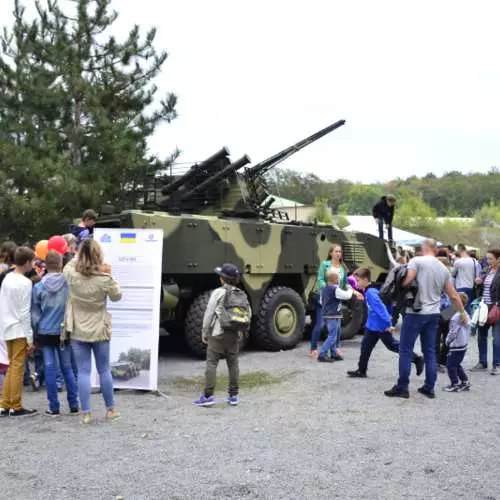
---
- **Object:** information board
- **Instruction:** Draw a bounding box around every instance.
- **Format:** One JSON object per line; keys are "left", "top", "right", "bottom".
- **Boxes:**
{"left": 92, "top": 228, "right": 163, "bottom": 391}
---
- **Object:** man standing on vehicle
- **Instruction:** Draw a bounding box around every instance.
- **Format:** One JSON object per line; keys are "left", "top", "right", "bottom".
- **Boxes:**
{"left": 384, "top": 239, "right": 466, "bottom": 399}
{"left": 372, "top": 195, "right": 396, "bottom": 244}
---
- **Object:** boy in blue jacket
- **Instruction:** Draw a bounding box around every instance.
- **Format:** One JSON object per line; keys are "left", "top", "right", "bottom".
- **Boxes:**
{"left": 31, "top": 251, "right": 79, "bottom": 416}
{"left": 347, "top": 268, "right": 424, "bottom": 378}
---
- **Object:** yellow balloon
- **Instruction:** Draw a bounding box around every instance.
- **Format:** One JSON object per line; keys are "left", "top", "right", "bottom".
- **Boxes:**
{"left": 35, "top": 240, "right": 49, "bottom": 260}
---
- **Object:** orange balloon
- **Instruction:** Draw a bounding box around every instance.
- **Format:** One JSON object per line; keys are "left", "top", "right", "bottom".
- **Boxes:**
{"left": 35, "top": 240, "right": 49, "bottom": 260}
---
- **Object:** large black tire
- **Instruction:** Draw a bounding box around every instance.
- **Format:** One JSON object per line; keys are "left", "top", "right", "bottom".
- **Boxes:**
{"left": 184, "top": 290, "right": 249, "bottom": 359}
{"left": 341, "top": 297, "right": 367, "bottom": 340}
{"left": 254, "top": 286, "right": 306, "bottom": 351}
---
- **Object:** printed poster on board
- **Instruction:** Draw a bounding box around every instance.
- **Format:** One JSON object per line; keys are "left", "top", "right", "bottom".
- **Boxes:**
{"left": 92, "top": 228, "right": 163, "bottom": 391}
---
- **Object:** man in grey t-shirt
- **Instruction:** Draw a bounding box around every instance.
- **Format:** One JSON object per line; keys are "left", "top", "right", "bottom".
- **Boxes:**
{"left": 385, "top": 239, "right": 466, "bottom": 399}
{"left": 452, "top": 244, "right": 480, "bottom": 314}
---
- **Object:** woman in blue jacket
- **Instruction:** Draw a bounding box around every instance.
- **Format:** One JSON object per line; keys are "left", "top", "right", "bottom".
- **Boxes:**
{"left": 346, "top": 268, "right": 424, "bottom": 378}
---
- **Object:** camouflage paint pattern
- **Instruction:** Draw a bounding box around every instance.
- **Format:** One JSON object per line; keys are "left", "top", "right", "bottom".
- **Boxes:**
{"left": 97, "top": 209, "right": 391, "bottom": 317}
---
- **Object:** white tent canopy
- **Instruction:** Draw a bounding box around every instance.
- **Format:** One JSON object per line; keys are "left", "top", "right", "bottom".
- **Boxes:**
{"left": 344, "top": 216, "right": 438, "bottom": 247}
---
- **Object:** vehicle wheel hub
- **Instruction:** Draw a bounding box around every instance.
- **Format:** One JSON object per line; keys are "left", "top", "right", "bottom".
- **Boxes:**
{"left": 274, "top": 303, "right": 296, "bottom": 336}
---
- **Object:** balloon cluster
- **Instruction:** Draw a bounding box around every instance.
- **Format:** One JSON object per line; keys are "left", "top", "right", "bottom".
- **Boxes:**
{"left": 35, "top": 235, "right": 69, "bottom": 260}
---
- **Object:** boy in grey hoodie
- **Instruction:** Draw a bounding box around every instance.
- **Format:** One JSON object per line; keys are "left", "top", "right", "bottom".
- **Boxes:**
{"left": 444, "top": 292, "right": 471, "bottom": 392}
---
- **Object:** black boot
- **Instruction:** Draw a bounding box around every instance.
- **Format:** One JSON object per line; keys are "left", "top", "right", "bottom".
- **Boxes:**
{"left": 414, "top": 356, "right": 424, "bottom": 376}
{"left": 384, "top": 385, "right": 409, "bottom": 399}
{"left": 347, "top": 369, "right": 367, "bottom": 378}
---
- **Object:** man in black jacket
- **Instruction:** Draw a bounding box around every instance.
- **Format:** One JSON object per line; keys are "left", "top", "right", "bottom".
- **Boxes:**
{"left": 372, "top": 195, "right": 396, "bottom": 243}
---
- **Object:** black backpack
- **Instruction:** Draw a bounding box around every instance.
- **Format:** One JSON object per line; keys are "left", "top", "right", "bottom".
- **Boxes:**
{"left": 380, "top": 264, "right": 421, "bottom": 312}
{"left": 218, "top": 286, "right": 251, "bottom": 333}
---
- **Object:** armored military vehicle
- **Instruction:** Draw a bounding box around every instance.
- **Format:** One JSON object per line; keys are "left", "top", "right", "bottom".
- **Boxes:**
{"left": 110, "top": 361, "right": 139, "bottom": 380}
{"left": 96, "top": 120, "right": 394, "bottom": 358}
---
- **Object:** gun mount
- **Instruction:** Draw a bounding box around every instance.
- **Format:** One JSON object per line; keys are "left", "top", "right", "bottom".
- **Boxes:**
{"left": 148, "top": 119, "right": 345, "bottom": 218}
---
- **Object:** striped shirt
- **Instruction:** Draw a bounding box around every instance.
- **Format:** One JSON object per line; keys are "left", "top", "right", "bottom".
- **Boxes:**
{"left": 483, "top": 272, "right": 495, "bottom": 305}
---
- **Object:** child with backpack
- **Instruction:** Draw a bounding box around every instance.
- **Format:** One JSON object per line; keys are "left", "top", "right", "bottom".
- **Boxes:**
{"left": 317, "top": 268, "right": 354, "bottom": 363}
{"left": 347, "top": 268, "right": 424, "bottom": 378}
{"left": 193, "top": 263, "right": 251, "bottom": 407}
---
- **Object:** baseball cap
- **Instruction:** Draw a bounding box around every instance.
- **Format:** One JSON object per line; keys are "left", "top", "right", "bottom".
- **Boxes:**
{"left": 215, "top": 263, "right": 240, "bottom": 278}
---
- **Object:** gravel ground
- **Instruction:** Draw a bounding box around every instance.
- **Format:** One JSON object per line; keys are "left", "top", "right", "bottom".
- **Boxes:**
{"left": 1, "top": 334, "right": 500, "bottom": 500}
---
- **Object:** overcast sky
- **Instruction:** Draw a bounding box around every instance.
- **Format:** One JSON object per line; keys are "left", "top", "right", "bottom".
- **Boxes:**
{"left": 2, "top": 0, "right": 500, "bottom": 182}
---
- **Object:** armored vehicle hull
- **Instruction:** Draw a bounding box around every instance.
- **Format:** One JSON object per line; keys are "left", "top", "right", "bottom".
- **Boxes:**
{"left": 96, "top": 209, "right": 392, "bottom": 358}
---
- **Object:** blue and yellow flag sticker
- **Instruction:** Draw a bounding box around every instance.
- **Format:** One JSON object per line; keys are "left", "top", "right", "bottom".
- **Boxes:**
{"left": 120, "top": 232, "right": 136, "bottom": 243}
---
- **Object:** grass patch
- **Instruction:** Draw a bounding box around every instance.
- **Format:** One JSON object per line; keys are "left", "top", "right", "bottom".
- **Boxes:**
{"left": 172, "top": 370, "right": 297, "bottom": 391}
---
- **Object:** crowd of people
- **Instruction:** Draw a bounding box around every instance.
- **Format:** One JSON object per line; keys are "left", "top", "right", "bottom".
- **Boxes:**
{"left": 305, "top": 239, "right": 499, "bottom": 397}
{"left": 1, "top": 209, "right": 499, "bottom": 412}
{"left": 0, "top": 210, "right": 122, "bottom": 422}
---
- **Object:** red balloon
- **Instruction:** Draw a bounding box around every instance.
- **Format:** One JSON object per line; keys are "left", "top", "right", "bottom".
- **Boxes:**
{"left": 47, "top": 235, "right": 68, "bottom": 255}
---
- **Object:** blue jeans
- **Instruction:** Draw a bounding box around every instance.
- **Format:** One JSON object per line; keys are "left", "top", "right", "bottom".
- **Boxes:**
{"left": 397, "top": 313, "right": 440, "bottom": 392}
{"left": 477, "top": 321, "right": 500, "bottom": 367}
{"left": 446, "top": 350, "right": 468, "bottom": 385}
{"left": 457, "top": 288, "right": 474, "bottom": 315}
{"left": 319, "top": 319, "right": 341, "bottom": 358}
{"left": 43, "top": 345, "right": 79, "bottom": 412}
{"left": 310, "top": 302, "right": 325, "bottom": 350}
{"left": 359, "top": 329, "right": 420, "bottom": 374}
{"left": 71, "top": 340, "right": 115, "bottom": 413}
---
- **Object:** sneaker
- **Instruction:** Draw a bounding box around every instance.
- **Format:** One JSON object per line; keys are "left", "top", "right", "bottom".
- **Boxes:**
{"left": 227, "top": 395, "right": 239, "bottom": 406}
{"left": 458, "top": 381, "right": 471, "bottom": 392}
{"left": 384, "top": 385, "right": 410, "bottom": 399}
{"left": 317, "top": 356, "right": 334, "bottom": 363}
{"left": 82, "top": 412, "right": 92, "bottom": 425}
{"left": 45, "top": 409, "right": 61, "bottom": 417}
{"left": 310, "top": 349, "right": 319, "bottom": 359}
{"left": 491, "top": 366, "right": 498, "bottom": 376}
{"left": 470, "top": 362, "right": 487, "bottom": 372}
{"left": 414, "top": 356, "right": 424, "bottom": 376}
{"left": 347, "top": 369, "right": 367, "bottom": 378}
{"left": 443, "top": 384, "right": 460, "bottom": 392}
{"left": 69, "top": 407, "right": 80, "bottom": 415}
{"left": 0, "top": 407, "right": 9, "bottom": 417}
{"left": 9, "top": 408, "right": 38, "bottom": 417}
{"left": 417, "top": 386, "right": 436, "bottom": 399}
{"left": 193, "top": 395, "right": 215, "bottom": 407}
{"left": 106, "top": 409, "right": 121, "bottom": 421}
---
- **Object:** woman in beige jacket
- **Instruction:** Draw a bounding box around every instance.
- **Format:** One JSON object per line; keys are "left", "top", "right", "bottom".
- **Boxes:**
{"left": 64, "top": 239, "right": 122, "bottom": 424}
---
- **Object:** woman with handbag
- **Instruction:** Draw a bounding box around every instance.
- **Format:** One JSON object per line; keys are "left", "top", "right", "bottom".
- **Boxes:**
{"left": 471, "top": 249, "right": 500, "bottom": 375}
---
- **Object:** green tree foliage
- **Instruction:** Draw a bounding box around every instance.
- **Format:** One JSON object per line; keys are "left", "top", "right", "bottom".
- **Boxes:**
{"left": 393, "top": 191, "right": 437, "bottom": 229}
{"left": 308, "top": 197, "right": 332, "bottom": 224}
{"left": 474, "top": 202, "right": 500, "bottom": 228}
{"left": 339, "top": 184, "right": 383, "bottom": 215}
{"left": 270, "top": 167, "right": 500, "bottom": 219}
{"left": 0, "top": 0, "right": 177, "bottom": 242}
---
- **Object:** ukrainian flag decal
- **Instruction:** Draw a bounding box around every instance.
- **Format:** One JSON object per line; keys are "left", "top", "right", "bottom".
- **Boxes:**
{"left": 120, "top": 232, "right": 136, "bottom": 244}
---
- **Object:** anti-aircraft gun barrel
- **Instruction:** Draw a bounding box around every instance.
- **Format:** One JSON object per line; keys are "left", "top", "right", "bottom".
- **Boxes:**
{"left": 179, "top": 155, "right": 251, "bottom": 201}
{"left": 161, "top": 147, "right": 230, "bottom": 196}
{"left": 245, "top": 119, "right": 346, "bottom": 179}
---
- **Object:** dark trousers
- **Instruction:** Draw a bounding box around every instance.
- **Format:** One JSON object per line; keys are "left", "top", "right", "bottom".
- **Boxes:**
{"left": 204, "top": 335, "right": 240, "bottom": 397}
{"left": 359, "top": 329, "right": 419, "bottom": 374}
{"left": 446, "top": 350, "right": 468, "bottom": 385}
{"left": 456, "top": 288, "right": 474, "bottom": 315}
{"left": 377, "top": 218, "right": 393, "bottom": 242}
{"left": 436, "top": 318, "right": 449, "bottom": 366}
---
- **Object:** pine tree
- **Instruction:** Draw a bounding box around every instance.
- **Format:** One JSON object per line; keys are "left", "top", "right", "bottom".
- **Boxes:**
{"left": 0, "top": 0, "right": 177, "bottom": 241}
